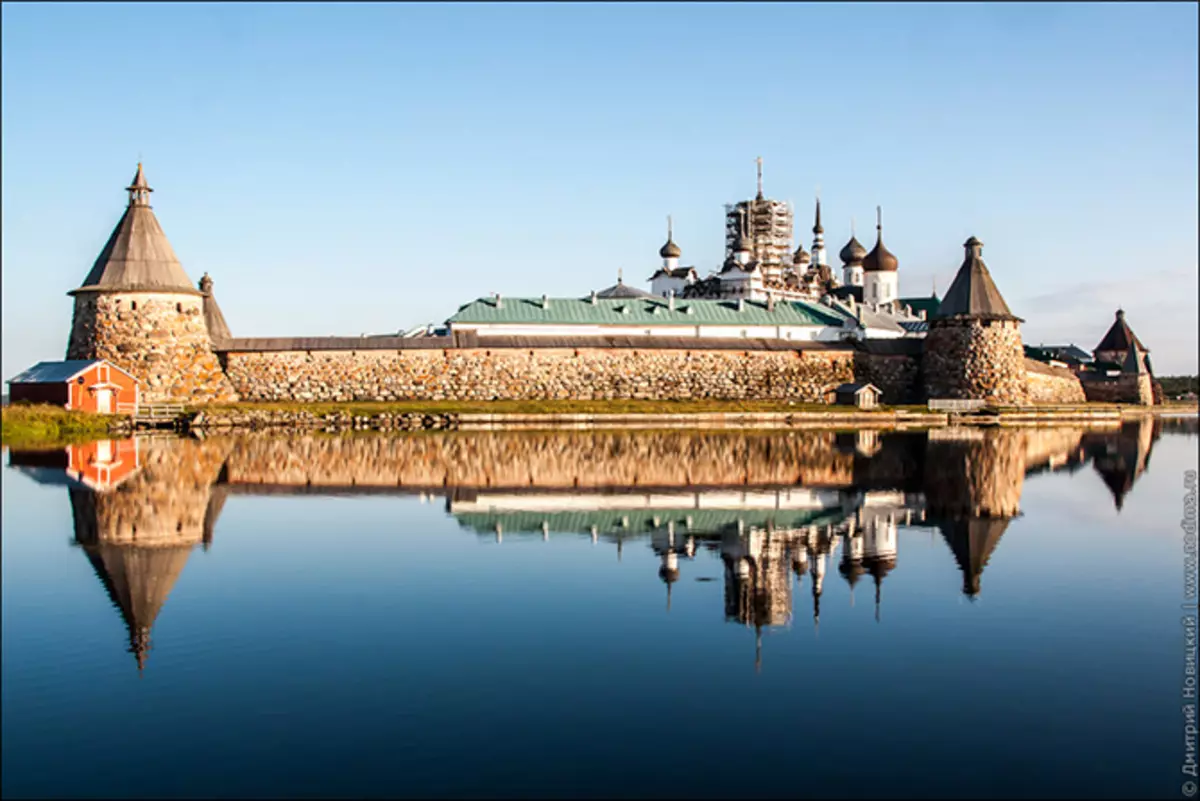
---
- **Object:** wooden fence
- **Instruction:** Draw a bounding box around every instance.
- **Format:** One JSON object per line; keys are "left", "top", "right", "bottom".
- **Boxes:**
{"left": 928, "top": 399, "right": 987, "bottom": 413}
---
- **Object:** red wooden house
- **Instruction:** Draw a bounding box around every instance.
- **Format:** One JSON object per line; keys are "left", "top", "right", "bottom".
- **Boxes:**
{"left": 7, "top": 359, "right": 139, "bottom": 414}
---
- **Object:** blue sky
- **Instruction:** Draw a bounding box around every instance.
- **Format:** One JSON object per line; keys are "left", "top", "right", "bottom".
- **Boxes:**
{"left": 2, "top": 2, "right": 1196, "bottom": 376}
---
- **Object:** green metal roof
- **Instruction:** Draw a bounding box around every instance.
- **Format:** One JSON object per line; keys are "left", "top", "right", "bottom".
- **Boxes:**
{"left": 453, "top": 507, "right": 849, "bottom": 537}
{"left": 899, "top": 295, "right": 940, "bottom": 317}
{"left": 447, "top": 296, "right": 848, "bottom": 327}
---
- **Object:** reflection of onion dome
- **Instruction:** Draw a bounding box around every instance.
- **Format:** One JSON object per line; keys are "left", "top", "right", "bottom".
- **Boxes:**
{"left": 793, "top": 245, "right": 810, "bottom": 265}
{"left": 839, "top": 236, "right": 867, "bottom": 265}
{"left": 659, "top": 565, "right": 681, "bottom": 583}
{"left": 863, "top": 555, "right": 897, "bottom": 583}
{"left": 659, "top": 238, "right": 682, "bottom": 259}
{"left": 838, "top": 557, "right": 866, "bottom": 587}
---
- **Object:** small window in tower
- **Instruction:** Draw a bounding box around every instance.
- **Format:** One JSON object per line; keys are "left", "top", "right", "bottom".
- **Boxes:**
{"left": 131, "top": 302, "right": 137, "bottom": 311}
{"left": 176, "top": 303, "right": 183, "bottom": 313}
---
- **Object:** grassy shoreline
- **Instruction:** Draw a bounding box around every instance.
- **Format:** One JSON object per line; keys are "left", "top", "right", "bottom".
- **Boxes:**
{"left": 1, "top": 404, "right": 126, "bottom": 450}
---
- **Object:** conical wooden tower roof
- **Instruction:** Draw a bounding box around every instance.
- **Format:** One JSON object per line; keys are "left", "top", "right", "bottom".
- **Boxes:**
{"left": 1096, "top": 309, "right": 1148, "bottom": 354}
{"left": 936, "top": 237, "right": 1021, "bottom": 321}
{"left": 70, "top": 163, "right": 201, "bottom": 296}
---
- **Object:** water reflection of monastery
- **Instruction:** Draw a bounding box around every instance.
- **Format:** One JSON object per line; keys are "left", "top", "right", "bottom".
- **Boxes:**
{"left": 6, "top": 416, "right": 1186, "bottom": 674}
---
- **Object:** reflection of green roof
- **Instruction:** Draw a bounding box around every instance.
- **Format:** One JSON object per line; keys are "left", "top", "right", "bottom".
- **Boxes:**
{"left": 447, "top": 297, "right": 847, "bottom": 327}
{"left": 454, "top": 507, "right": 847, "bottom": 536}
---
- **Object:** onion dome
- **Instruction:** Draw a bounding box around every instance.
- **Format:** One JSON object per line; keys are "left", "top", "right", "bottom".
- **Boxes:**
{"left": 792, "top": 245, "right": 810, "bottom": 265}
{"left": 839, "top": 236, "right": 867, "bottom": 265}
{"left": 861, "top": 207, "right": 898, "bottom": 273}
{"left": 659, "top": 215, "right": 682, "bottom": 258}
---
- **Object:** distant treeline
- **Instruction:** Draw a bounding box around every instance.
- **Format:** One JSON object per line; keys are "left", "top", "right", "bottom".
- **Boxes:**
{"left": 1158, "top": 375, "right": 1199, "bottom": 398}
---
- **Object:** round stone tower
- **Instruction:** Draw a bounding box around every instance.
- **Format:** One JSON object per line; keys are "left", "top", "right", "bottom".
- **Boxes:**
{"left": 923, "top": 237, "right": 1028, "bottom": 404}
{"left": 66, "top": 164, "right": 237, "bottom": 403}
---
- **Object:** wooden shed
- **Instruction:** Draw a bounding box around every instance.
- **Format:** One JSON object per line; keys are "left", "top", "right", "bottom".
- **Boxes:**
{"left": 7, "top": 360, "right": 139, "bottom": 414}
{"left": 829, "top": 382, "right": 882, "bottom": 409}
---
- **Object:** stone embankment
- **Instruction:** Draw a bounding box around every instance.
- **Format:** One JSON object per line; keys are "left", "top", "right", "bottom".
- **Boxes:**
{"left": 189, "top": 408, "right": 458, "bottom": 433}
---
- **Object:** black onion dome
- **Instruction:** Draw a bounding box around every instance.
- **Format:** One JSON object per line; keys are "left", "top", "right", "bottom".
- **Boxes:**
{"left": 839, "top": 236, "right": 867, "bottom": 265}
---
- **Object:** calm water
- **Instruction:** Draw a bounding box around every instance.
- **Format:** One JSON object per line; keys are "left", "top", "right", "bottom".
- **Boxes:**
{"left": 2, "top": 420, "right": 1196, "bottom": 799}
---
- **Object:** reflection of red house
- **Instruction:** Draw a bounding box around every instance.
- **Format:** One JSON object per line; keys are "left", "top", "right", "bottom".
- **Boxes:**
{"left": 7, "top": 439, "right": 142, "bottom": 492}
{"left": 67, "top": 439, "right": 142, "bottom": 491}
{"left": 7, "top": 360, "right": 139, "bottom": 414}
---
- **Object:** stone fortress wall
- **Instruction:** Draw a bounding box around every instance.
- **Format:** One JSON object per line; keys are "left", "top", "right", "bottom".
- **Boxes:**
{"left": 1024, "top": 358, "right": 1088, "bottom": 404}
{"left": 213, "top": 341, "right": 1092, "bottom": 406}
{"left": 221, "top": 346, "right": 859, "bottom": 404}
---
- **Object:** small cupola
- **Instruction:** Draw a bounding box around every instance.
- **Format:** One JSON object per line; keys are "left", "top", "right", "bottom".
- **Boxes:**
{"left": 659, "top": 215, "right": 682, "bottom": 260}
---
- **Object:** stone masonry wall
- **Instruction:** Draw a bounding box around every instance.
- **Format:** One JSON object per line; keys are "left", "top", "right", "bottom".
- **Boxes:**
{"left": 222, "top": 347, "right": 855, "bottom": 403}
{"left": 851, "top": 352, "right": 922, "bottom": 404}
{"left": 923, "top": 319, "right": 1028, "bottom": 405}
{"left": 67, "top": 292, "right": 237, "bottom": 404}
{"left": 1024, "top": 358, "right": 1086, "bottom": 404}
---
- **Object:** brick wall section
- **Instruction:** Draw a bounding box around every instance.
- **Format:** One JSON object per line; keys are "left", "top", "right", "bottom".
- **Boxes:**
{"left": 222, "top": 347, "right": 856, "bottom": 403}
{"left": 67, "top": 292, "right": 237, "bottom": 404}
{"left": 1080, "top": 373, "right": 1154, "bottom": 405}
{"left": 923, "top": 318, "right": 1029, "bottom": 404}
{"left": 1024, "top": 358, "right": 1087, "bottom": 404}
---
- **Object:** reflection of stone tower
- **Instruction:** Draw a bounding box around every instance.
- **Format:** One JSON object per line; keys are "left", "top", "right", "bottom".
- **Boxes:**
{"left": 923, "top": 237, "right": 1028, "bottom": 404}
{"left": 1086, "top": 417, "right": 1158, "bottom": 511}
{"left": 924, "top": 429, "right": 1025, "bottom": 598}
{"left": 65, "top": 164, "right": 236, "bottom": 403}
{"left": 68, "top": 437, "right": 233, "bottom": 673}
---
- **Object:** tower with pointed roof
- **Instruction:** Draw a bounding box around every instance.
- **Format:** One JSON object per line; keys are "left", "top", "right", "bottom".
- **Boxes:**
{"left": 1093, "top": 309, "right": 1148, "bottom": 367}
{"left": 810, "top": 196, "right": 828, "bottom": 273}
{"left": 66, "top": 164, "right": 236, "bottom": 403}
{"left": 923, "top": 236, "right": 1029, "bottom": 404}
